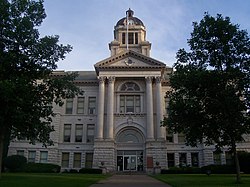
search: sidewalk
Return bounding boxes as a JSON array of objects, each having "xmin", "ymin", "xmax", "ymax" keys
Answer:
[{"xmin": 89, "ymin": 174, "xmax": 172, "ymax": 187}]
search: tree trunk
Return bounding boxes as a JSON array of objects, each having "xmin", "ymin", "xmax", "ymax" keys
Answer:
[
  {"xmin": 232, "ymin": 142, "xmax": 241, "ymax": 183},
  {"xmin": 0, "ymin": 132, "xmax": 4, "ymax": 179}
]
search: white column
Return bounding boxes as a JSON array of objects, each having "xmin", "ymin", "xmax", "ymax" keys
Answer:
[
  {"xmin": 146, "ymin": 76, "xmax": 154, "ymax": 140},
  {"xmin": 156, "ymin": 76, "xmax": 165, "ymax": 140},
  {"xmin": 96, "ymin": 76, "xmax": 105, "ymax": 139},
  {"xmin": 106, "ymin": 76, "xmax": 115, "ymax": 139}
]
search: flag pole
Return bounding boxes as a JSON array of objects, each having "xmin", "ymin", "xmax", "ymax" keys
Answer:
[{"xmin": 126, "ymin": 9, "xmax": 129, "ymax": 50}]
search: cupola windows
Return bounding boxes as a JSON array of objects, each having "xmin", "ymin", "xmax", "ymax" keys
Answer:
[{"xmin": 122, "ymin": 32, "xmax": 139, "ymax": 45}]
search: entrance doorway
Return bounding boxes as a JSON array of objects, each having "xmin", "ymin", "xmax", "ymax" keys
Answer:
[
  {"xmin": 124, "ymin": 155, "xmax": 136, "ymax": 170},
  {"xmin": 117, "ymin": 151, "xmax": 143, "ymax": 172}
]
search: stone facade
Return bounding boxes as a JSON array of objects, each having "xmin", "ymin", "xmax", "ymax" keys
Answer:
[{"xmin": 8, "ymin": 9, "xmax": 250, "ymax": 173}]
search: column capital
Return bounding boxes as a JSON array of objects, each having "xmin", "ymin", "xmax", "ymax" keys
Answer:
[
  {"xmin": 98, "ymin": 76, "xmax": 106, "ymax": 83},
  {"xmin": 145, "ymin": 76, "xmax": 153, "ymax": 83},
  {"xmin": 108, "ymin": 76, "xmax": 115, "ymax": 84},
  {"xmin": 155, "ymin": 76, "xmax": 162, "ymax": 84}
]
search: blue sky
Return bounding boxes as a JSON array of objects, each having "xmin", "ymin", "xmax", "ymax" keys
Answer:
[{"xmin": 39, "ymin": 0, "xmax": 250, "ymax": 71}]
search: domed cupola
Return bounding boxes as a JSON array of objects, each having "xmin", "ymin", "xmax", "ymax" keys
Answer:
[
  {"xmin": 109, "ymin": 9, "xmax": 151, "ymax": 57},
  {"xmin": 116, "ymin": 8, "xmax": 144, "ymax": 27}
]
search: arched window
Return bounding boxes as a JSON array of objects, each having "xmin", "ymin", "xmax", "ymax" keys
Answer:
[
  {"xmin": 119, "ymin": 82, "xmax": 141, "ymax": 113},
  {"xmin": 120, "ymin": 82, "xmax": 140, "ymax": 91},
  {"xmin": 117, "ymin": 129, "xmax": 143, "ymax": 143}
]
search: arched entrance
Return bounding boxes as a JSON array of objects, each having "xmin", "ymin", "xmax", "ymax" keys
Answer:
[{"xmin": 116, "ymin": 127, "xmax": 145, "ymax": 172}]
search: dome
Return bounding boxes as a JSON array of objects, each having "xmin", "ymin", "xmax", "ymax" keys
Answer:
[{"xmin": 116, "ymin": 9, "xmax": 144, "ymax": 27}]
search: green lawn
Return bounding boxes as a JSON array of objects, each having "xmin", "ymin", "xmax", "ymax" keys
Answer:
[
  {"xmin": 0, "ymin": 173, "xmax": 110, "ymax": 187},
  {"xmin": 153, "ymin": 174, "xmax": 250, "ymax": 187}
]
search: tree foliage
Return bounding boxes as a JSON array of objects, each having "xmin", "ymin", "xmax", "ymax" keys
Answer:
[
  {"xmin": 0, "ymin": 0, "xmax": 81, "ymax": 176},
  {"xmin": 162, "ymin": 13, "xmax": 250, "ymax": 182}
]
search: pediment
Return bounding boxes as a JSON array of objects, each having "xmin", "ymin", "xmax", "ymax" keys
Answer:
[{"xmin": 94, "ymin": 50, "xmax": 166, "ymax": 74}]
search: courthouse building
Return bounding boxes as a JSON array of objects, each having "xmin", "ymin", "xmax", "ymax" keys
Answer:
[{"xmin": 8, "ymin": 9, "xmax": 250, "ymax": 172}]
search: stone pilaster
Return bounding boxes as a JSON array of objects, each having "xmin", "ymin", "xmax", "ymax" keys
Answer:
[
  {"xmin": 146, "ymin": 141, "xmax": 167, "ymax": 172},
  {"xmin": 92, "ymin": 140, "xmax": 115, "ymax": 172},
  {"xmin": 146, "ymin": 76, "xmax": 154, "ymax": 140},
  {"xmin": 106, "ymin": 76, "xmax": 115, "ymax": 139},
  {"xmin": 155, "ymin": 76, "xmax": 165, "ymax": 140},
  {"xmin": 96, "ymin": 76, "xmax": 105, "ymax": 139}
]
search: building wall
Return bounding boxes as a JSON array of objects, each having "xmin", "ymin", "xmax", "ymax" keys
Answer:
[{"xmin": 8, "ymin": 78, "xmax": 250, "ymax": 172}]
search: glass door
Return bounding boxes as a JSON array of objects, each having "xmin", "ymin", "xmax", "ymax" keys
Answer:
[
  {"xmin": 117, "ymin": 151, "xmax": 144, "ymax": 172},
  {"xmin": 124, "ymin": 155, "xmax": 137, "ymax": 171}
]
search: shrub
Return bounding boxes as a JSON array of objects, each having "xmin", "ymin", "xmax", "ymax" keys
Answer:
[
  {"xmin": 238, "ymin": 151, "xmax": 250, "ymax": 174},
  {"xmin": 161, "ymin": 166, "xmax": 201, "ymax": 174},
  {"xmin": 69, "ymin": 169, "xmax": 78, "ymax": 173},
  {"xmin": 79, "ymin": 168, "xmax": 102, "ymax": 174},
  {"xmin": 24, "ymin": 163, "xmax": 61, "ymax": 173},
  {"xmin": 62, "ymin": 169, "xmax": 69, "ymax": 173},
  {"xmin": 201, "ymin": 165, "xmax": 235, "ymax": 174},
  {"xmin": 3, "ymin": 155, "xmax": 27, "ymax": 172}
]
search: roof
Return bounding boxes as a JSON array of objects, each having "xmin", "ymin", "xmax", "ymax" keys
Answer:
[
  {"xmin": 116, "ymin": 8, "xmax": 144, "ymax": 27},
  {"xmin": 52, "ymin": 71, "xmax": 97, "ymax": 81},
  {"xmin": 74, "ymin": 71, "xmax": 97, "ymax": 80},
  {"xmin": 94, "ymin": 50, "xmax": 169, "ymax": 75}
]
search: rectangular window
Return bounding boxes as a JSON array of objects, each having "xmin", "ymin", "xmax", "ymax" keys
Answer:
[
  {"xmin": 128, "ymin": 33, "xmax": 134, "ymax": 44},
  {"xmin": 191, "ymin": 153, "xmax": 199, "ymax": 167},
  {"xmin": 17, "ymin": 150, "xmax": 24, "ymax": 156},
  {"xmin": 166, "ymin": 130, "xmax": 173, "ymax": 143},
  {"xmin": 88, "ymin": 97, "xmax": 96, "ymax": 114},
  {"xmin": 120, "ymin": 95, "xmax": 141, "ymax": 113},
  {"xmin": 77, "ymin": 97, "xmax": 84, "ymax": 114},
  {"xmin": 178, "ymin": 133, "xmax": 185, "ymax": 143},
  {"xmin": 135, "ymin": 96, "xmax": 140, "ymax": 113},
  {"xmin": 126, "ymin": 95, "xmax": 134, "ymax": 112},
  {"xmin": 179, "ymin": 153, "xmax": 187, "ymax": 167},
  {"xmin": 167, "ymin": 153, "xmax": 175, "ymax": 167},
  {"xmin": 120, "ymin": 96, "xmax": 125, "ymax": 113},
  {"xmin": 62, "ymin": 152, "xmax": 70, "ymax": 168},
  {"xmin": 40, "ymin": 151, "xmax": 48, "ymax": 163},
  {"xmin": 135, "ymin": 33, "xmax": 138, "ymax": 44},
  {"xmin": 87, "ymin": 124, "xmax": 95, "ymax": 143},
  {"xmin": 64, "ymin": 124, "xmax": 71, "ymax": 142},
  {"xmin": 213, "ymin": 152, "xmax": 221, "ymax": 165},
  {"xmin": 28, "ymin": 151, "xmax": 36, "ymax": 163},
  {"xmin": 73, "ymin": 153, "xmax": 81, "ymax": 168},
  {"xmin": 75, "ymin": 124, "xmax": 83, "ymax": 142},
  {"xmin": 65, "ymin": 98, "xmax": 73, "ymax": 114},
  {"xmin": 165, "ymin": 97, "xmax": 170, "ymax": 115},
  {"xmin": 122, "ymin": 33, "xmax": 126, "ymax": 44},
  {"xmin": 85, "ymin": 153, "xmax": 93, "ymax": 168},
  {"xmin": 225, "ymin": 151, "xmax": 233, "ymax": 165}
]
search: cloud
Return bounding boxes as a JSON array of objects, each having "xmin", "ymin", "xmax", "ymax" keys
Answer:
[{"xmin": 40, "ymin": 0, "xmax": 250, "ymax": 71}]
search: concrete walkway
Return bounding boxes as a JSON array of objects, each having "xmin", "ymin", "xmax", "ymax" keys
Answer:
[{"xmin": 89, "ymin": 174, "xmax": 172, "ymax": 187}]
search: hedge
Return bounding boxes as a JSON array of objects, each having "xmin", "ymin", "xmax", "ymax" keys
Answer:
[
  {"xmin": 161, "ymin": 166, "xmax": 201, "ymax": 174},
  {"xmin": 238, "ymin": 151, "xmax": 250, "ymax": 174},
  {"xmin": 200, "ymin": 165, "xmax": 235, "ymax": 174},
  {"xmin": 79, "ymin": 168, "xmax": 102, "ymax": 174},
  {"xmin": 24, "ymin": 163, "xmax": 61, "ymax": 173},
  {"xmin": 161, "ymin": 165, "xmax": 236, "ymax": 174}
]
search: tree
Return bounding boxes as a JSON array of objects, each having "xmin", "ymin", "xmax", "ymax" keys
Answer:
[
  {"xmin": 162, "ymin": 13, "xmax": 250, "ymax": 183},
  {"xmin": 0, "ymin": 0, "xmax": 81, "ymax": 177}
]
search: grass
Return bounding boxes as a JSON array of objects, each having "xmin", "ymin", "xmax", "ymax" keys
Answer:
[
  {"xmin": 0, "ymin": 173, "xmax": 110, "ymax": 187},
  {"xmin": 153, "ymin": 174, "xmax": 250, "ymax": 187}
]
